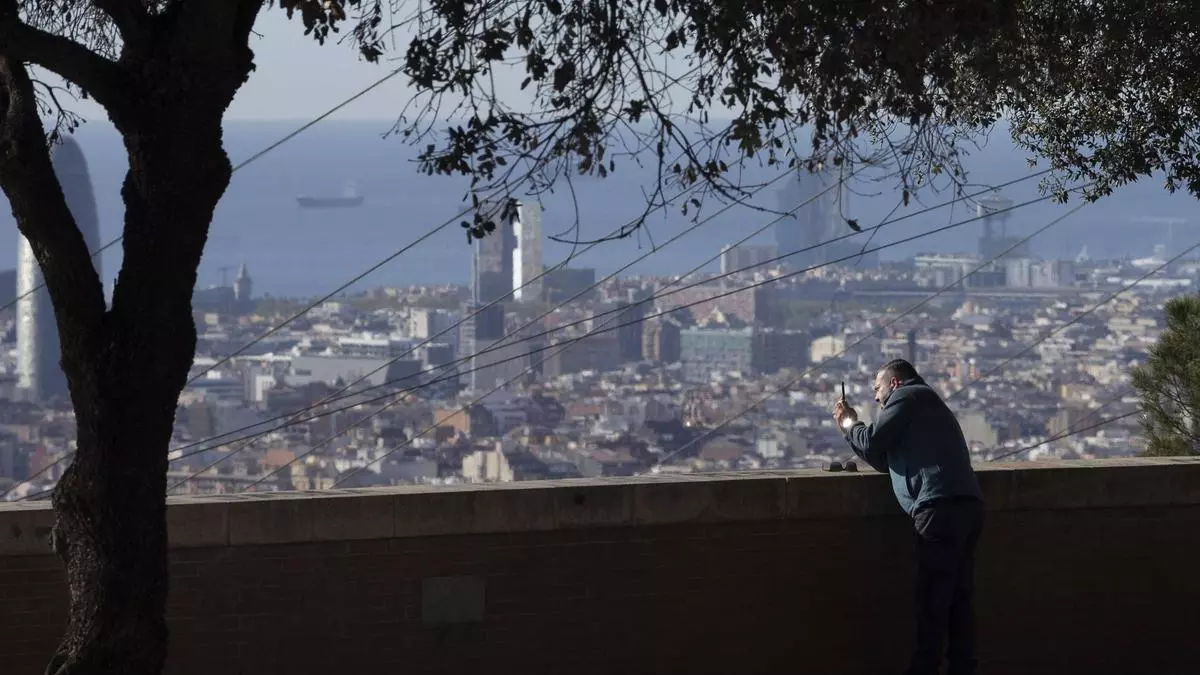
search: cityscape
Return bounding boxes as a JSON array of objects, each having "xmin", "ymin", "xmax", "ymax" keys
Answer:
[
  {"xmin": 5, "ymin": 5, "xmax": 1200, "ymax": 675},
  {"xmin": 1, "ymin": 137, "xmax": 1191, "ymax": 499}
]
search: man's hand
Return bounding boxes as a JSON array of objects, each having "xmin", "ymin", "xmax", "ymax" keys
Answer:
[{"xmin": 833, "ymin": 400, "xmax": 858, "ymax": 430}]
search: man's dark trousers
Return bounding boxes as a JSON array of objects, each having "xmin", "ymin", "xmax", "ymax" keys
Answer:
[{"xmin": 907, "ymin": 496, "xmax": 984, "ymax": 675}]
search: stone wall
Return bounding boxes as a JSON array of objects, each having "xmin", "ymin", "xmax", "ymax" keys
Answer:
[{"xmin": 2, "ymin": 458, "xmax": 1199, "ymax": 674}]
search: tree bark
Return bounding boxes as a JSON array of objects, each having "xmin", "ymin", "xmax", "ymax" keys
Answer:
[
  {"xmin": 48, "ymin": 102, "xmax": 260, "ymax": 675},
  {"xmin": 46, "ymin": 120, "xmax": 235, "ymax": 675},
  {"xmin": 1, "ymin": 3, "xmax": 264, "ymax": 674}
]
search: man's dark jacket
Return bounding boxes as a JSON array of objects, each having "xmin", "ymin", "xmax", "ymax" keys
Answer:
[{"xmin": 844, "ymin": 376, "xmax": 982, "ymax": 515}]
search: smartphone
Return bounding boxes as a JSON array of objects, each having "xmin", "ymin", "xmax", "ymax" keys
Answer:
[{"xmin": 839, "ymin": 380, "xmax": 853, "ymax": 430}]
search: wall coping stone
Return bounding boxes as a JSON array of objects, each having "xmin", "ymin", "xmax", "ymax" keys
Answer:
[{"xmin": 1, "ymin": 457, "xmax": 1198, "ymax": 555}]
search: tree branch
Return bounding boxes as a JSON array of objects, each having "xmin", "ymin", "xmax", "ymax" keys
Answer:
[
  {"xmin": 0, "ymin": 55, "xmax": 106, "ymax": 353},
  {"xmin": 93, "ymin": 0, "xmax": 150, "ymax": 44},
  {"xmin": 0, "ymin": 2, "xmax": 127, "ymax": 112},
  {"xmin": 234, "ymin": 0, "xmax": 268, "ymax": 45}
]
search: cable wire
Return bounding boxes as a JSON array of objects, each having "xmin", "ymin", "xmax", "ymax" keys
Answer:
[
  {"xmin": 166, "ymin": 170, "xmax": 1051, "ymax": 457},
  {"xmin": 166, "ymin": 176, "xmax": 1069, "ymax": 474},
  {"xmin": 985, "ymin": 392, "xmax": 1126, "ymax": 462},
  {"xmin": 189, "ymin": 64, "xmax": 715, "ymax": 382},
  {"xmin": 5, "ymin": 174, "xmax": 1064, "ymax": 500},
  {"xmin": 989, "ymin": 408, "xmax": 1139, "ymax": 462},
  {"xmin": 171, "ymin": 154, "xmax": 895, "ymax": 488},
  {"xmin": 9, "ymin": 65, "xmax": 729, "ymax": 498},
  {"xmin": 0, "ymin": 68, "xmax": 411, "ymax": 501},
  {"xmin": 3, "ymin": 150, "xmax": 801, "ymax": 498},
  {"xmin": 280, "ymin": 178, "xmax": 1079, "ymax": 490},
  {"xmin": 945, "ymin": 240, "xmax": 1200, "ymax": 402},
  {"xmin": 649, "ymin": 196, "xmax": 1092, "ymax": 470},
  {"xmin": 0, "ymin": 67, "xmax": 407, "ymax": 318},
  {"xmin": 167, "ymin": 169, "xmax": 792, "ymax": 490},
  {"xmin": 187, "ymin": 216, "xmax": 462, "ymax": 385},
  {"xmin": 222, "ymin": 166, "xmax": 844, "ymax": 491}
]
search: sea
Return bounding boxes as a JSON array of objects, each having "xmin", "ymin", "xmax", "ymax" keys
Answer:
[{"xmin": 1, "ymin": 119, "xmax": 1197, "ymax": 299}]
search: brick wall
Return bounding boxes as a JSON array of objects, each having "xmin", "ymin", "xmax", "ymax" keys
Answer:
[{"xmin": 3, "ymin": 459, "xmax": 1200, "ymax": 675}]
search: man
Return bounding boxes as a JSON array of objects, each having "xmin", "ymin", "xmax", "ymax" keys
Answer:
[{"xmin": 833, "ymin": 359, "xmax": 984, "ymax": 675}]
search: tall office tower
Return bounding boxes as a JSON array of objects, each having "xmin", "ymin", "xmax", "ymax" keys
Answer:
[
  {"xmin": 465, "ymin": 198, "xmax": 545, "ymax": 392},
  {"xmin": 977, "ymin": 192, "xmax": 1031, "ymax": 260},
  {"xmin": 16, "ymin": 137, "xmax": 100, "ymax": 402},
  {"xmin": 775, "ymin": 165, "xmax": 877, "ymax": 271},
  {"xmin": 615, "ymin": 291, "xmax": 650, "ymax": 363},
  {"xmin": 642, "ymin": 318, "xmax": 682, "ymax": 364},
  {"xmin": 471, "ymin": 200, "xmax": 517, "ymax": 342},
  {"xmin": 544, "ymin": 266, "xmax": 597, "ymax": 303},
  {"xmin": 472, "ymin": 198, "xmax": 545, "ymax": 334},
  {"xmin": 472, "ymin": 200, "xmax": 516, "ymax": 301},
  {"xmin": 458, "ymin": 302, "xmax": 481, "ymax": 386},
  {"xmin": 511, "ymin": 200, "xmax": 543, "ymax": 303},
  {"xmin": 472, "ymin": 197, "xmax": 544, "ymax": 301}
]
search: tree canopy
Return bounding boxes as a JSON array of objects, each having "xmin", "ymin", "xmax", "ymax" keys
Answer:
[
  {"xmin": 9, "ymin": 1, "xmax": 1200, "ymax": 238},
  {"xmin": 5, "ymin": 1, "xmax": 1200, "ymax": 673},
  {"xmin": 274, "ymin": 0, "xmax": 1200, "ymax": 238},
  {"xmin": 1132, "ymin": 295, "xmax": 1200, "ymax": 457}
]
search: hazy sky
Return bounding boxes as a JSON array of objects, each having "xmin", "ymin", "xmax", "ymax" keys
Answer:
[
  {"xmin": 13, "ymin": 8, "xmax": 1194, "ymax": 289},
  {"xmin": 60, "ymin": 8, "xmax": 531, "ymax": 123}
]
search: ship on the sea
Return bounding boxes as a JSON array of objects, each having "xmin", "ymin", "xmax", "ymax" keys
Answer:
[{"xmin": 296, "ymin": 182, "xmax": 364, "ymax": 209}]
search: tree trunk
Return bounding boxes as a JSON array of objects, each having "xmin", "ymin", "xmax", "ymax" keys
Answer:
[
  {"xmin": 45, "ymin": 113, "xmax": 237, "ymax": 674},
  {"xmin": 5, "ymin": 75, "xmax": 246, "ymax": 675},
  {"xmin": 0, "ymin": 5, "xmax": 265, "ymax": 673}
]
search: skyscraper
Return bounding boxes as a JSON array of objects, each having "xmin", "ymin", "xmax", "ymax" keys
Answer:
[
  {"xmin": 977, "ymin": 193, "xmax": 1011, "ymax": 245},
  {"xmin": 472, "ymin": 200, "xmax": 517, "ymax": 301},
  {"xmin": 472, "ymin": 197, "xmax": 544, "ymax": 304},
  {"xmin": 16, "ymin": 137, "xmax": 101, "ymax": 402},
  {"xmin": 775, "ymin": 166, "xmax": 877, "ymax": 270},
  {"xmin": 544, "ymin": 267, "xmax": 597, "ymax": 303},
  {"xmin": 642, "ymin": 318, "xmax": 682, "ymax": 364},
  {"xmin": 511, "ymin": 201, "xmax": 543, "ymax": 303},
  {"xmin": 465, "ymin": 197, "xmax": 544, "ymax": 392},
  {"xmin": 471, "ymin": 199, "xmax": 517, "ymax": 342},
  {"xmin": 977, "ymin": 192, "xmax": 1031, "ymax": 260},
  {"xmin": 614, "ymin": 289, "xmax": 651, "ymax": 363},
  {"xmin": 471, "ymin": 197, "xmax": 545, "ymax": 340}
]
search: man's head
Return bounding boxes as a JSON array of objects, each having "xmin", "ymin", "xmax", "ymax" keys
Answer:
[{"xmin": 873, "ymin": 359, "xmax": 919, "ymax": 405}]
